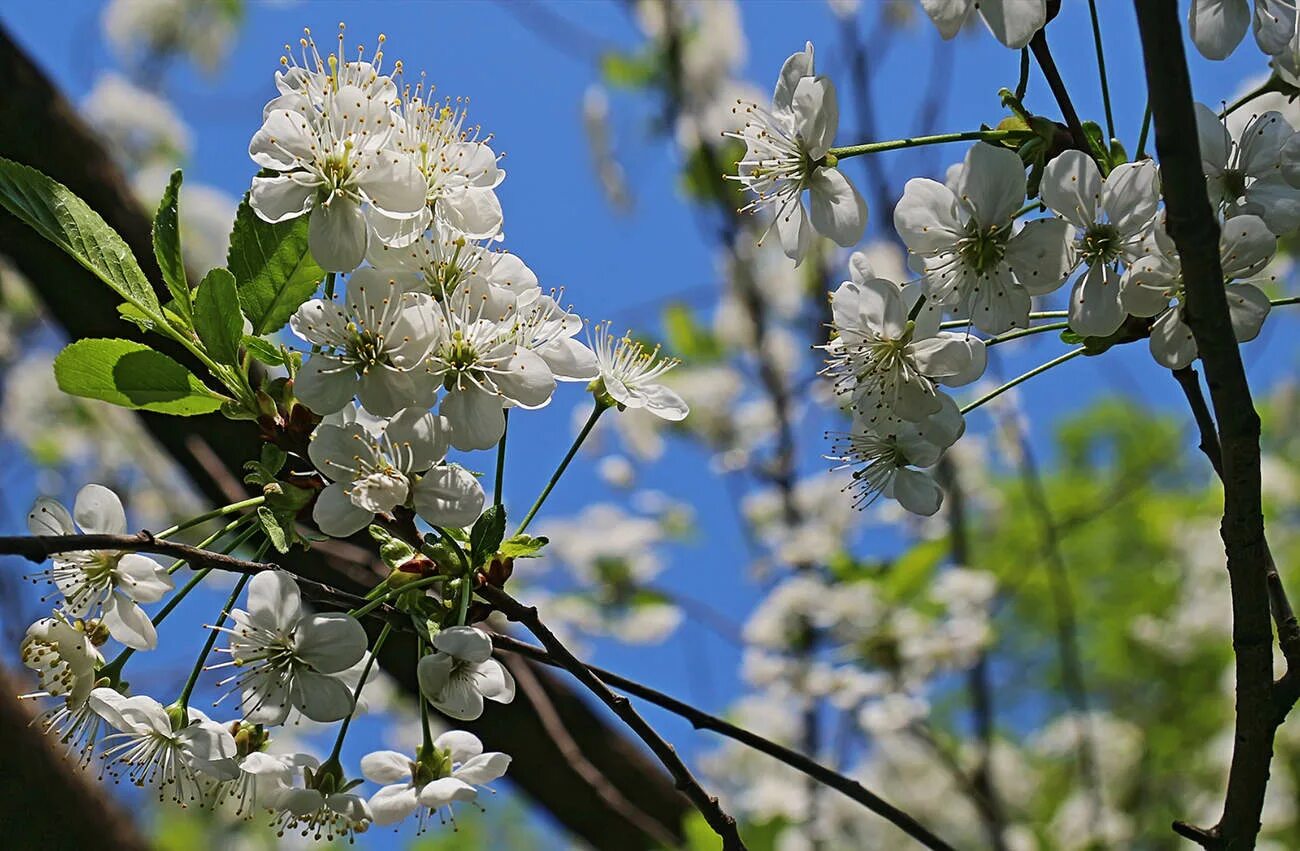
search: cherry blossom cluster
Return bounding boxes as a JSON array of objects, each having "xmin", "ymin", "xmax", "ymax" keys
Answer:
[
  {"xmin": 722, "ymin": 26, "xmax": 1296, "ymax": 518},
  {"xmin": 12, "ymin": 25, "xmax": 694, "ymax": 842}
]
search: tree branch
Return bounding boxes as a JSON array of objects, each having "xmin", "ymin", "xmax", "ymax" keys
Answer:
[
  {"xmin": 491, "ymin": 632, "xmax": 959, "ymax": 851},
  {"xmin": 1135, "ymin": 3, "xmax": 1281, "ymax": 846},
  {"xmin": 478, "ymin": 584, "xmax": 748, "ymax": 851}
]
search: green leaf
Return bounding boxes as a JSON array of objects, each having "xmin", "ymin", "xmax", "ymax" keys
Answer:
[
  {"xmin": 469, "ymin": 505, "xmax": 507, "ymax": 565},
  {"xmin": 499, "ymin": 534, "xmax": 549, "ymax": 559},
  {"xmin": 117, "ymin": 301, "xmax": 187, "ymax": 333},
  {"xmin": 0, "ymin": 158, "xmax": 163, "ymax": 320},
  {"xmin": 257, "ymin": 505, "xmax": 290, "ymax": 553},
  {"xmin": 226, "ymin": 195, "xmax": 324, "ymax": 334},
  {"xmin": 53, "ymin": 338, "xmax": 225, "ymax": 415},
  {"xmin": 152, "ymin": 169, "xmax": 190, "ymax": 322},
  {"xmin": 192, "ymin": 267, "xmax": 243, "ymax": 366},
  {"xmin": 600, "ymin": 50, "xmax": 658, "ymax": 89},
  {"xmin": 242, "ymin": 335, "xmax": 284, "ymax": 366}
]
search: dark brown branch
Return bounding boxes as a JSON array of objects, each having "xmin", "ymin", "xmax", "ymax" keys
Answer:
[
  {"xmin": 491, "ymin": 632, "xmax": 959, "ymax": 851},
  {"xmin": 1028, "ymin": 29, "xmax": 1086, "ymax": 150},
  {"xmin": 1135, "ymin": 3, "xmax": 1280, "ymax": 846},
  {"xmin": 479, "ymin": 584, "xmax": 748, "ymax": 851},
  {"xmin": 1173, "ymin": 367, "xmax": 1300, "ymax": 675}
]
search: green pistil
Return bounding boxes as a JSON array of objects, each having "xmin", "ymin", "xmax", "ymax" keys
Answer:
[
  {"xmin": 1080, "ymin": 222, "xmax": 1121, "ymax": 264},
  {"xmin": 958, "ymin": 222, "xmax": 1008, "ymax": 276}
]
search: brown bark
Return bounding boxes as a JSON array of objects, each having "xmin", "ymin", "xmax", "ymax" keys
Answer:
[{"xmin": 0, "ymin": 22, "xmax": 687, "ymax": 849}]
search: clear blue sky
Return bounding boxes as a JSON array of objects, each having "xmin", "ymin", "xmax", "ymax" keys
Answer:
[{"xmin": 0, "ymin": 1, "xmax": 1285, "ymax": 847}]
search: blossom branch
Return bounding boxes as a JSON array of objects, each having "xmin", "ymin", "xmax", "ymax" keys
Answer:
[
  {"xmin": 1135, "ymin": 2, "xmax": 1287, "ymax": 846},
  {"xmin": 477, "ymin": 584, "xmax": 749, "ymax": 851},
  {"xmin": 489, "ymin": 632, "xmax": 959, "ymax": 851},
  {"xmin": 1027, "ymin": 27, "xmax": 1086, "ymax": 150}
]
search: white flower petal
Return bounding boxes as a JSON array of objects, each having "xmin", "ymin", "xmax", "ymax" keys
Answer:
[{"xmin": 74, "ymin": 484, "xmax": 127, "ymax": 535}]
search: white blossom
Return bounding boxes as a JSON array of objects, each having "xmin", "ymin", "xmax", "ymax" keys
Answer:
[
  {"xmin": 1197, "ymin": 103, "xmax": 1300, "ymax": 235},
  {"xmin": 822, "ymin": 256, "xmax": 986, "ymax": 424},
  {"xmin": 417, "ymin": 626, "xmax": 515, "ymax": 721},
  {"xmin": 248, "ymin": 32, "xmax": 425, "ymax": 271},
  {"xmin": 362, "ymin": 731, "xmax": 510, "ymax": 827},
  {"xmin": 89, "ymin": 688, "xmax": 239, "ymax": 805},
  {"xmin": 1040, "ymin": 150, "xmax": 1161, "ymax": 336},
  {"xmin": 20, "ymin": 616, "xmax": 103, "ymax": 710},
  {"xmin": 290, "ymin": 269, "xmax": 441, "ymax": 416},
  {"xmin": 211, "ymin": 571, "xmax": 369, "ymax": 725},
  {"xmin": 1121, "ymin": 215, "xmax": 1275, "ymax": 369},
  {"xmin": 268, "ymin": 759, "xmax": 373, "ymax": 842},
  {"xmin": 27, "ymin": 485, "xmax": 173, "ymax": 650},
  {"xmin": 895, "ymin": 142, "xmax": 1071, "ymax": 333},
  {"xmin": 727, "ymin": 42, "xmax": 866, "ymax": 263},
  {"xmin": 919, "ymin": 0, "xmax": 1046, "ymax": 49},
  {"xmin": 1188, "ymin": 0, "xmax": 1296, "ymax": 60},
  {"xmin": 308, "ymin": 406, "xmax": 484, "ymax": 537},
  {"xmin": 590, "ymin": 322, "xmax": 689, "ymax": 421}
]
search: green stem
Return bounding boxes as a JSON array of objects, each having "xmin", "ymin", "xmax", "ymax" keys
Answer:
[
  {"xmin": 515, "ymin": 403, "xmax": 607, "ymax": 536},
  {"xmin": 941, "ymin": 311, "xmax": 1066, "ymax": 329},
  {"xmin": 328, "ymin": 621, "xmax": 391, "ymax": 763},
  {"xmin": 310, "ymin": 272, "xmax": 337, "ymax": 355},
  {"xmin": 1014, "ymin": 48, "xmax": 1030, "ymax": 101},
  {"xmin": 1221, "ymin": 77, "xmax": 1279, "ymax": 119},
  {"xmin": 985, "ymin": 321, "xmax": 1071, "ymax": 347},
  {"xmin": 168, "ymin": 516, "xmax": 252, "ymax": 574},
  {"xmin": 1086, "ymin": 0, "xmax": 1116, "ymax": 141},
  {"xmin": 829, "ymin": 128, "xmax": 1031, "ymax": 160},
  {"xmin": 1135, "ymin": 100, "xmax": 1152, "ymax": 159},
  {"xmin": 176, "ymin": 537, "xmax": 263, "ymax": 714},
  {"xmin": 960, "ymin": 348, "xmax": 1086, "ymax": 415},
  {"xmin": 101, "ymin": 521, "xmax": 257, "ymax": 681},
  {"xmin": 348, "ymin": 574, "xmax": 448, "ymax": 620},
  {"xmin": 494, "ymin": 409, "xmax": 509, "ymax": 509},
  {"xmin": 419, "ymin": 634, "xmax": 434, "ymax": 754},
  {"xmin": 156, "ymin": 496, "xmax": 265, "ymax": 540},
  {"xmin": 1271, "ymin": 295, "xmax": 1300, "ymax": 307}
]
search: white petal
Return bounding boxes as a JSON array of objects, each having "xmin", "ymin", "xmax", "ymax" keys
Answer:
[
  {"xmin": 1041, "ymin": 149, "xmax": 1101, "ymax": 230},
  {"xmin": 1189, "ymin": 0, "xmax": 1251, "ymax": 60},
  {"xmin": 454, "ymin": 752, "xmax": 511, "ymax": 785},
  {"xmin": 294, "ymin": 355, "xmax": 358, "ymax": 416},
  {"xmin": 809, "ymin": 167, "xmax": 867, "ymax": 247},
  {"xmin": 102, "ymin": 593, "xmax": 157, "ymax": 650},
  {"xmin": 775, "ymin": 197, "xmax": 813, "ymax": 264},
  {"xmin": 894, "ymin": 178, "xmax": 964, "ymax": 256},
  {"xmin": 889, "ymin": 468, "xmax": 943, "ymax": 516},
  {"xmin": 418, "ymin": 777, "xmax": 478, "ymax": 809},
  {"xmin": 441, "ymin": 387, "xmax": 507, "ymax": 451},
  {"xmin": 358, "ymin": 151, "xmax": 427, "ymax": 218},
  {"xmin": 74, "ymin": 484, "xmax": 127, "ymax": 535},
  {"xmin": 791, "ymin": 76, "xmax": 837, "ymax": 160},
  {"xmin": 1101, "ymin": 160, "xmax": 1161, "ymax": 235},
  {"xmin": 475, "ymin": 659, "xmax": 516, "ymax": 704},
  {"xmin": 115, "ymin": 553, "xmax": 172, "ymax": 603},
  {"xmin": 639, "ymin": 384, "xmax": 690, "ymax": 422},
  {"xmin": 290, "ymin": 670, "xmax": 357, "ymax": 722},
  {"xmin": 361, "ymin": 751, "xmax": 414, "ymax": 785},
  {"xmin": 1006, "ymin": 218, "xmax": 1072, "ymax": 295},
  {"xmin": 1194, "ymin": 102, "xmax": 1232, "ymax": 171},
  {"xmin": 1219, "ymin": 214, "xmax": 1276, "ymax": 279},
  {"xmin": 1149, "ymin": 309, "xmax": 1198, "ymax": 369},
  {"xmin": 772, "ymin": 42, "xmax": 815, "ymax": 113},
  {"xmin": 412, "ymin": 465, "xmax": 486, "ymax": 528},
  {"xmin": 313, "ymin": 482, "xmax": 374, "ymax": 538},
  {"xmin": 495, "ymin": 348, "xmax": 557, "ymax": 409},
  {"xmin": 295, "ymin": 613, "xmax": 368, "ymax": 674},
  {"xmin": 367, "ymin": 784, "xmax": 420, "ymax": 825},
  {"xmin": 1227, "ymin": 282, "xmax": 1272, "ymax": 342},
  {"xmin": 417, "ymin": 653, "xmax": 454, "ymax": 702},
  {"xmin": 1069, "ymin": 263, "xmax": 1126, "ymax": 338},
  {"xmin": 954, "ymin": 143, "xmax": 1025, "ymax": 226},
  {"xmin": 434, "ymin": 730, "xmax": 484, "ymax": 764},
  {"xmin": 440, "ymin": 187, "xmax": 504, "ymax": 240},
  {"xmin": 250, "ymin": 174, "xmax": 314, "ymax": 223},
  {"xmin": 308, "ymin": 199, "xmax": 369, "ymax": 273},
  {"xmin": 433, "ymin": 626, "xmax": 494, "ymax": 663},
  {"xmin": 249, "ymin": 109, "xmax": 316, "ymax": 169},
  {"xmin": 919, "ymin": 0, "xmax": 974, "ymax": 40},
  {"xmin": 28, "ymin": 498, "xmax": 73, "ymax": 536},
  {"xmin": 977, "ymin": 0, "xmax": 1046, "ymax": 49}
]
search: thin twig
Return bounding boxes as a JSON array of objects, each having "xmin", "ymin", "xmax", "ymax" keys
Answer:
[
  {"xmin": 490, "ymin": 632, "xmax": 959, "ymax": 851},
  {"xmin": 478, "ymin": 585, "xmax": 749, "ymax": 851},
  {"xmin": 1028, "ymin": 29, "xmax": 1086, "ymax": 150}
]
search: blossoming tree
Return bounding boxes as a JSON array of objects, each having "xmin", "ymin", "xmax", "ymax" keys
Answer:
[{"xmin": 3, "ymin": 1, "xmax": 1300, "ymax": 849}]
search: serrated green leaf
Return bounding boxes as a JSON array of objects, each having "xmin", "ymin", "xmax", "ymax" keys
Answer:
[
  {"xmin": 153, "ymin": 169, "xmax": 190, "ymax": 321},
  {"xmin": 242, "ymin": 335, "xmax": 284, "ymax": 365},
  {"xmin": 227, "ymin": 195, "xmax": 324, "ymax": 334},
  {"xmin": 499, "ymin": 534, "xmax": 549, "ymax": 559},
  {"xmin": 469, "ymin": 505, "xmax": 507, "ymax": 565},
  {"xmin": 0, "ymin": 158, "xmax": 163, "ymax": 321},
  {"xmin": 53, "ymin": 338, "xmax": 225, "ymax": 415},
  {"xmin": 192, "ymin": 267, "xmax": 242, "ymax": 366},
  {"xmin": 257, "ymin": 505, "xmax": 289, "ymax": 553}
]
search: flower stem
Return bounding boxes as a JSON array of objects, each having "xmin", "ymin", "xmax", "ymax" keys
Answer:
[
  {"xmin": 176, "ymin": 537, "xmax": 266, "ymax": 715},
  {"xmin": 940, "ymin": 311, "xmax": 1066, "ymax": 330},
  {"xmin": 1086, "ymin": 0, "xmax": 1116, "ymax": 141},
  {"xmin": 984, "ymin": 321, "xmax": 1071, "ymax": 347},
  {"xmin": 1135, "ymin": 100, "xmax": 1153, "ymax": 160},
  {"xmin": 515, "ymin": 403, "xmax": 606, "ymax": 536},
  {"xmin": 418, "ymin": 634, "xmax": 434, "ymax": 754},
  {"xmin": 494, "ymin": 409, "xmax": 509, "ymax": 508},
  {"xmin": 1221, "ymin": 77, "xmax": 1280, "ymax": 119},
  {"xmin": 155, "ymin": 496, "xmax": 265, "ymax": 541},
  {"xmin": 347, "ymin": 573, "xmax": 449, "ymax": 620},
  {"xmin": 328, "ymin": 621, "xmax": 391, "ymax": 763},
  {"xmin": 829, "ymin": 128, "xmax": 1031, "ymax": 160},
  {"xmin": 1271, "ymin": 295, "xmax": 1300, "ymax": 307},
  {"xmin": 960, "ymin": 348, "xmax": 1086, "ymax": 415}
]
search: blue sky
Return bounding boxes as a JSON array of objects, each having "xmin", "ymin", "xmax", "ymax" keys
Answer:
[{"xmin": 0, "ymin": 1, "xmax": 1287, "ymax": 847}]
